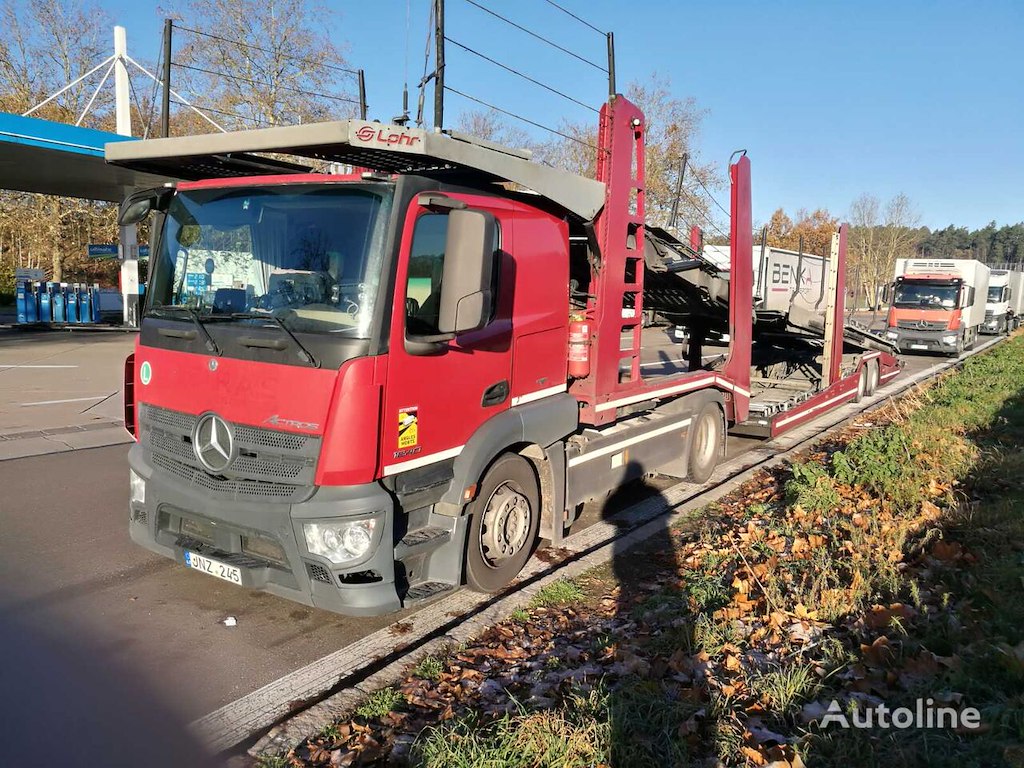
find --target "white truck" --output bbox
[886,258,990,356]
[982,269,1024,334]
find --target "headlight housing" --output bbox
[129,469,146,505]
[942,334,958,345]
[885,331,898,340]
[303,519,378,564]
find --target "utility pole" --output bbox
[358,69,367,120]
[161,19,173,138]
[668,153,688,231]
[114,25,139,328]
[433,0,444,131]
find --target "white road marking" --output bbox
[20,395,107,406]
[0,364,79,370]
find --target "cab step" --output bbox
[404,580,456,602]
[395,526,452,560]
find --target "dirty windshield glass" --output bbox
[988,285,1005,302]
[147,184,393,336]
[893,281,959,309]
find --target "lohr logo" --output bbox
[354,124,422,148]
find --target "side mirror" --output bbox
[118,187,173,226]
[437,209,497,336]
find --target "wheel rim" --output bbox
[693,413,717,466]
[479,481,532,568]
[857,369,866,399]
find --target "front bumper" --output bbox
[981,315,1005,334]
[886,328,959,353]
[127,444,401,615]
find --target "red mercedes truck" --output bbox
[107,95,900,615]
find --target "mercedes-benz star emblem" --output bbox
[193,413,234,473]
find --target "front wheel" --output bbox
[464,454,540,593]
[688,403,725,484]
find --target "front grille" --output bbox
[152,452,310,502]
[139,403,321,500]
[897,320,948,331]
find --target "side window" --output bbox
[405,214,448,336]
[404,211,501,337]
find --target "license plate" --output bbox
[184,551,242,585]
[910,344,929,350]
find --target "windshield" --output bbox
[893,281,959,309]
[147,183,394,336]
[988,285,1006,303]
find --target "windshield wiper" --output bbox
[147,306,222,356]
[230,313,320,368]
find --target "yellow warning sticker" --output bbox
[398,407,419,449]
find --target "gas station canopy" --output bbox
[0,112,170,202]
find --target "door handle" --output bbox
[481,380,509,407]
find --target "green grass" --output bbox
[354,686,404,719]
[413,655,445,681]
[292,337,1024,768]
[530,578,584,608]
[749,664,821,715]
[254,754,292,768]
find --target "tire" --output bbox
[464,453,541,593]
[688,403,724,484]
[866,360,879,396]
[853,366,868,403]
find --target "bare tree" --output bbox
[537,74,718,239]
[848,192,920,317]
[455,109,533,151]
[0,0,112,120]
[0,0,120,285]
[166,0,356,130]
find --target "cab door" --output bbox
[381,193,514,479]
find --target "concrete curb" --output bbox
[190,338,1004,757]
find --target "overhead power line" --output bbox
[461,0,608,74]
[445,37,597,113]
[542,0,607,35]
[171,61,361,106]
[690,171,731,220]
[169,98,272,126]
[444,85,599,151]
[174,25,360,77]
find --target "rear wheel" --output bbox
[853,366,868,403]
[865,360,879,396]
[464,454,540,593]
[688,403,724,484]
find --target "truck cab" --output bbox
[982,269,1024,334]
[886,259,990,356]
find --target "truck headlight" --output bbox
[885,331,898,340]
[942,335,957,345]
[129,469,146,505]
[303,520,377,564]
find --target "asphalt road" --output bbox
[0,347,942,723]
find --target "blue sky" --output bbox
[98,0,1022,230]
